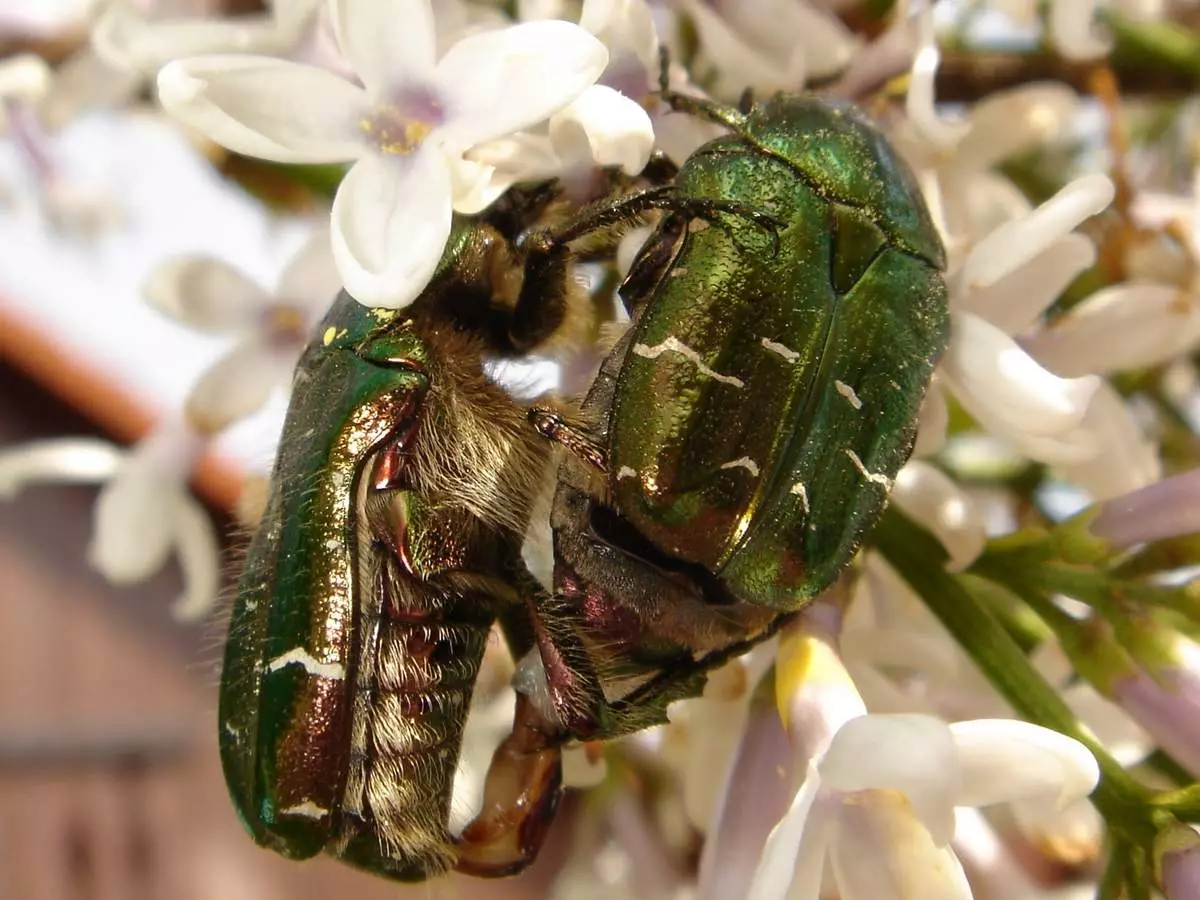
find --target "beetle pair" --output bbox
[218,78,949,881]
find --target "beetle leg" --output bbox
[453,693,565,877]
[527,406,608,474]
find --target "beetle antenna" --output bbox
[656,45,745,131]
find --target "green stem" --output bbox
[875,511,1155,842]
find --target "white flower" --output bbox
[157,0,609,308]
[748,715,1100,900]
[144,227,341,433]
[679,0,855,100]
[890,461,987,571]
[0,429,219,620]
[93,0,322,76]
[469,0,667,199]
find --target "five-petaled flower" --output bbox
[157,0,610,308]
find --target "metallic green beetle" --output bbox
[219,200,587,881]
[523,87,949,739]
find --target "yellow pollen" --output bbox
[362,114,434,156]
[322,325,337,346]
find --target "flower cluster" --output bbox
[5,1,1200,899]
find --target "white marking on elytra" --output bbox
[280,801,329,820]
[267,647,346,680]
[670,267,689,277]
[760,336,800,362]
[843,449,893,489]
[720,457,761,477]
[888,379,901,391]
[617,466,639,480]
[633,336,745,388]
[790,481,809,514]
[834,380,863,410]
[324,538,341,551]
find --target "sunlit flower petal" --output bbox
[956,233,1096,335]
[1057,382,1161,501]
[906,6,968,149]
[957,174,1114,295]
[157,55,367,163]
[940,312,1101,462]
[1025,284,1200,376]
[746,765,826,900]
[330,0,436,93]
[818,714,959,846]
[435,21,609,149]
[549,84,654,175]
[828,795,972,900]
[331,149,452,307]
[953,82,1080,175]
[891,461,986,571]
[949,719,1099,809]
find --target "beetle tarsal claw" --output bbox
[454,694,564,878]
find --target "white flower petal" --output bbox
[185,336,297,434]
[683,0,806,96]
[958,174,1114,294]
[331,0,436,95]
[957,234,1096,335]
[746,764,827,900]
[448,153,508,214]
[828,795,973,900]
[954,83,1081,175]
[89,426,204,585]
[157,56,367,164]
[549,84,654,175]
[0,439,123,497]
[891,461,987,571]
[912,378,948,457]
[1050,0,1112,60]
[275,227,343,315]
[92,5,287,76]
[580,0,660,75]
[331,150,452,308]
[949,720,1099,810]
[170,492,222,620]
[940,312,1101,459]
[906,7,968,149]
[435,21,608,149]
[143,255,270,333]
[819,714,958,847]
[1024,283,1200,376]
[1056,382,1160,501]
[39,48,142,131]
[0,53,51,104]
[713,0,854,80]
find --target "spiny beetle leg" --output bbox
[454,693,564,878]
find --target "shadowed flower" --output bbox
[157,0,609,308]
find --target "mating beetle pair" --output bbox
[218,79,949,882]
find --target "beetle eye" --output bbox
[830,204,887,296]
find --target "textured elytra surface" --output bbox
[611,95,949,610]
[220,282,548,881]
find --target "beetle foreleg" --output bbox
[454,693,564,878]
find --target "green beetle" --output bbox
[521,85,949,739]
[220,192,598,881]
